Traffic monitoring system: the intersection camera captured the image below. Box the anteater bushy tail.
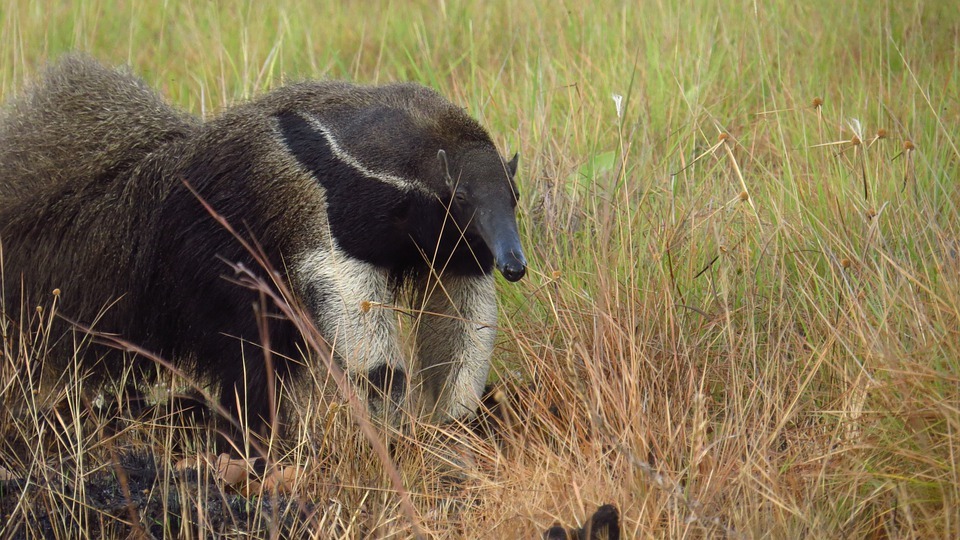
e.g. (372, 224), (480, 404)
(0, 54), (198, 204)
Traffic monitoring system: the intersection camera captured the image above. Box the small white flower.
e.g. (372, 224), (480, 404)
(612, 93), (623, 119)
(847, 118), (864, 142)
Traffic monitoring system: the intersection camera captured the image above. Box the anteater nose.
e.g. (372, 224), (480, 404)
(498, 254), (527, 282)
(502, 264), (526, 282)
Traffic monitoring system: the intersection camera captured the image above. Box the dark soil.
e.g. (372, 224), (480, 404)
(0, 451), (326, 539)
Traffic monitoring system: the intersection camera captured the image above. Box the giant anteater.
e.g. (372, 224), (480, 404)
(0, 55), (526, 441)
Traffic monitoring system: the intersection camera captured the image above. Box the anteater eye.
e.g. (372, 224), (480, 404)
(454, 192), (467, 203)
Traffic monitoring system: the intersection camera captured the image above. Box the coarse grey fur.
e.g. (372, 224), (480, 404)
(0, 55), (526, 440)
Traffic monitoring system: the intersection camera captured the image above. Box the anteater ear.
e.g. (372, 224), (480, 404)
(507, 152), (519, 177)
(437, 149), (455, 189)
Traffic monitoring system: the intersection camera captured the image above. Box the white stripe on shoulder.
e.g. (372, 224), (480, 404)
(299, 113), (428, 194)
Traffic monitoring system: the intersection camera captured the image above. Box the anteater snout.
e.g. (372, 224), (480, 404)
(498, 251), (527, 282)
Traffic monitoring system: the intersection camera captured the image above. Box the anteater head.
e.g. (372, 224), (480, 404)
(438, 147), (526, 282)
(271, 81), (527, 282)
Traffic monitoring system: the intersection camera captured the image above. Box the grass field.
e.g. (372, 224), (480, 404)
(2, 0), (960, 537)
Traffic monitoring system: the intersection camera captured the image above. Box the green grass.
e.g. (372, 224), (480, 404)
(2, 0), (960, 537)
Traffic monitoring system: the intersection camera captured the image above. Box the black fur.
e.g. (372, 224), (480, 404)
(364, 364), (407, 408)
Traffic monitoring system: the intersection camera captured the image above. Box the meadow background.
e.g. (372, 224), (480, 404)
(2, 0), (959, 537)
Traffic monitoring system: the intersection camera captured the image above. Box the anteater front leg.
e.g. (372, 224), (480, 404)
(294, 248), (407, 427)
(414, 273), (498, 423)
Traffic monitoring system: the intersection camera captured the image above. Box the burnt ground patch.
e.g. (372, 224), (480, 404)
(0, 451), (324, 539)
